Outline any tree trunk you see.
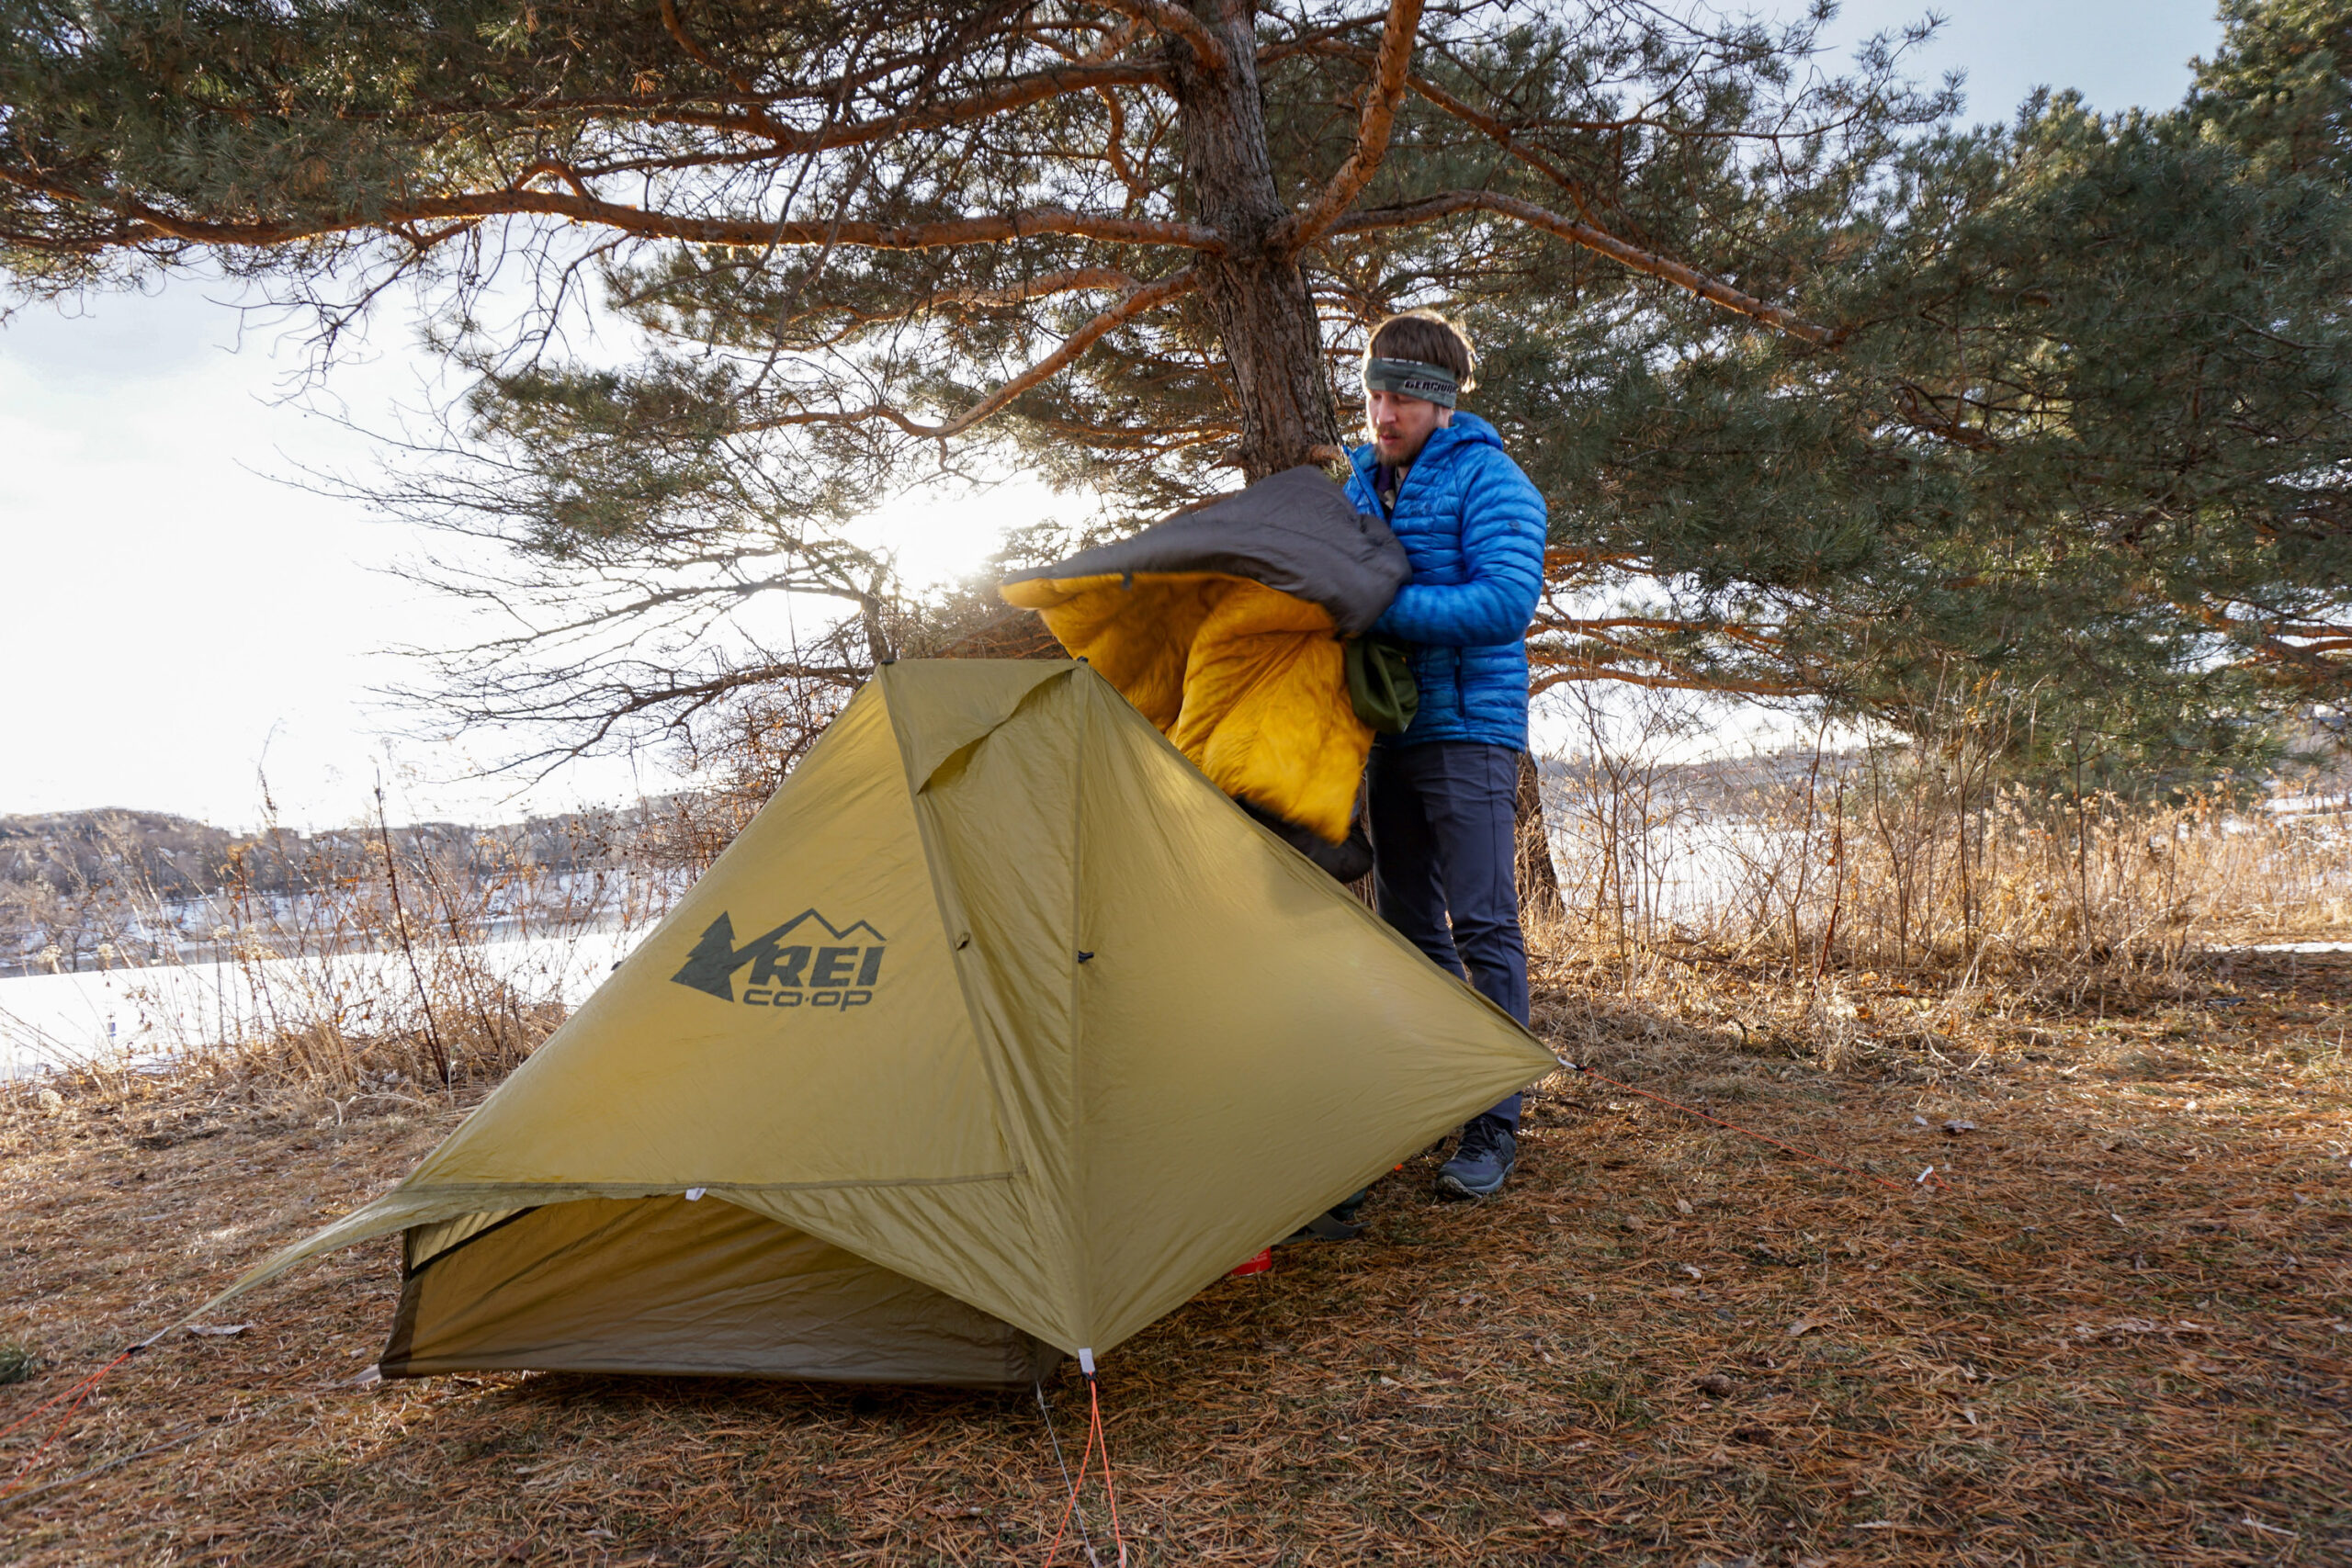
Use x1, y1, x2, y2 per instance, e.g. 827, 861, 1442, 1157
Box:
1170, 2, 1343, 479
1516, 751, 1565, 926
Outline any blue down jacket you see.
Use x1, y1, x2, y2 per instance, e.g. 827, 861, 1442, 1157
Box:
1344, 413, 1547, 750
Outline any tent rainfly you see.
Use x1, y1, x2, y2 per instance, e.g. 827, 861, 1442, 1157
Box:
207, 661, 1555, 1387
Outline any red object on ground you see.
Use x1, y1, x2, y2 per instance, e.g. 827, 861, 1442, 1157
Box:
1227, 1248, 1273, 1278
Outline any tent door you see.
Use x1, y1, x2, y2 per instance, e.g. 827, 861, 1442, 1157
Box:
380, 1194, 1058, 1389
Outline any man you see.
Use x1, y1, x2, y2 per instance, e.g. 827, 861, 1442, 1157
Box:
1345, 310, 1548, 1201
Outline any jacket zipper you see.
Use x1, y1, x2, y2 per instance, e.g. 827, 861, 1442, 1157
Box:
1387, 457, 1419, 519
1363, 444, 1473, 725
1363, 446, 1428, 522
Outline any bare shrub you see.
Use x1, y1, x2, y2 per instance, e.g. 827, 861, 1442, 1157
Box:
1, 796, 697, 1100
1530, 686, 2352, 1006
12, 681, 2346, 1104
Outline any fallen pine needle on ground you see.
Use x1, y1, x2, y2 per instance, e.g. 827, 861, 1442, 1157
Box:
3, 947, 2347, 1565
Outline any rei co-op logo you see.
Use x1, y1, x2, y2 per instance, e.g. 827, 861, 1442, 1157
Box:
671, 908, 887, 1010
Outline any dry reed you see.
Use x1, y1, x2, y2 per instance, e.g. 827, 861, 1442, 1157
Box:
1537, 688, 2351, 1009
3, 697, 2348, 1563
3, 942, 2346, 1564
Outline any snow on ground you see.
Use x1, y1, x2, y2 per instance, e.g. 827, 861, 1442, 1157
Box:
0, 927, 651, 1080
2234, 942, 2352, 953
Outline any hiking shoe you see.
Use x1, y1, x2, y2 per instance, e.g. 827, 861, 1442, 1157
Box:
1280, 1188, 1371, 1245
1436, 1116, 1517, 1201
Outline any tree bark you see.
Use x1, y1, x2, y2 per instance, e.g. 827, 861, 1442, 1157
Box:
1516, 751, 1565, 926
1169, 2, 1343, 479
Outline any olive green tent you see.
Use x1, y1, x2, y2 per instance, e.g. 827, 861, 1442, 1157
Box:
209, 660, 1554, 1387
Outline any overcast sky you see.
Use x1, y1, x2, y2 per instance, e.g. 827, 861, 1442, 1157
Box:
0, 0, 2229, 831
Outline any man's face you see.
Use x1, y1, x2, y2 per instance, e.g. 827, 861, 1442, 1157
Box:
1367, 389, 1451, 466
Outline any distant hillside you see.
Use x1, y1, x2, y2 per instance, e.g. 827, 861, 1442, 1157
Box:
0, 800, 711, 911
0, 809, 234, 899
1535, 747, 1868, 813
0, 798, 720, 976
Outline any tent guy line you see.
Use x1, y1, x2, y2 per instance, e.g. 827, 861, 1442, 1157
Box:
1043, 1351, 1130, 1568
1033, 1378, 1102, 1566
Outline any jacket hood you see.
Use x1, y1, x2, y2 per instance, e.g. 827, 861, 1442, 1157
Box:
1348, 412, 1506, 481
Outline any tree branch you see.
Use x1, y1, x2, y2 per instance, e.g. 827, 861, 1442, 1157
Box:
1328, 189, 1833, 345
1529, 648, 1804, 697
1267, 37, 1918, 145
756, 62, 1172, 156
2183, 600, 2352, 686
1273, 0, 1425, 254
746, 268, 1200, 439
933, 265, 1146, 309
658, 0, 784, 141
4, 164, 1226, 255
1357, 50, 1613, 223
434, 654, 872, 771
687, 265, 1148, 348
1084, 0, 1232, 73
885, 266, 1200, 437
1888, 382, 2001, 452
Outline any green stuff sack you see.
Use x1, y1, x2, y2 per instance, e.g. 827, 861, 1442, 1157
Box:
1344, 636, 1419, 735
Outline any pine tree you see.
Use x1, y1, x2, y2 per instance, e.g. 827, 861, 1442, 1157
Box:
4, 1, 2345, 777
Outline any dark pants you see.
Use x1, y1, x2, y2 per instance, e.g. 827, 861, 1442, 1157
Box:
1366, 741, 1530, 1125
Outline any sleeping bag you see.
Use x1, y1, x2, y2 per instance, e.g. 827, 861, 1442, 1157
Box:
1000, 467, 1410, 869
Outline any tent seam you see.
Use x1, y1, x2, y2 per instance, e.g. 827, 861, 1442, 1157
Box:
1065, 669, 1092, 1346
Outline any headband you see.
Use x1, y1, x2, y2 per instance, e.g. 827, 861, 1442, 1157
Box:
1363, 356, 1460, 409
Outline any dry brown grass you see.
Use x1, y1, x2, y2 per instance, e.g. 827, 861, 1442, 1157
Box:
1539, 687, 2352, 987
2, 794, 697, 1097
4, 939, 2348, 1566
